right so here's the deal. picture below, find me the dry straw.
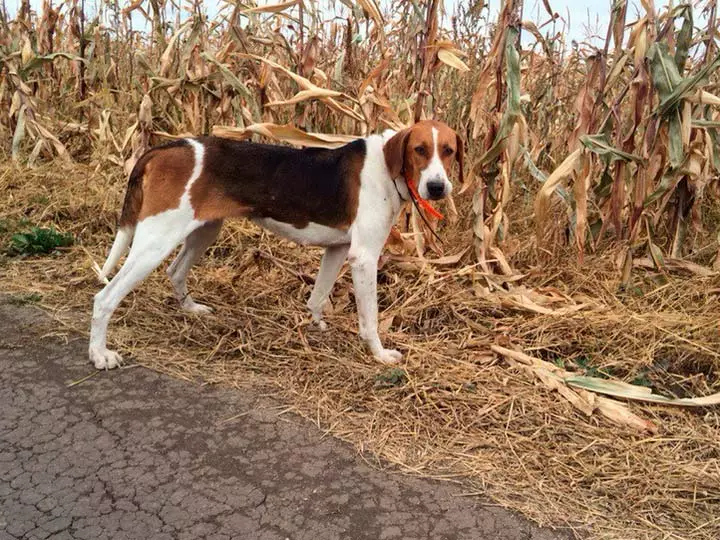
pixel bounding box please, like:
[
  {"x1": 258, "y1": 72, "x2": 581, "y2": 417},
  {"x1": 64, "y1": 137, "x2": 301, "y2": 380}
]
[{"x1": 2, "y1": 0, "x2": 720, "y2": 538}]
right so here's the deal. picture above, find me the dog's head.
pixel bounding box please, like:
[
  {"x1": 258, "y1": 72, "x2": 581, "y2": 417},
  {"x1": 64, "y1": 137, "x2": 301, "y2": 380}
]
[{"x1": 383, "y1": 120, "x2": 464, "y2": 201}]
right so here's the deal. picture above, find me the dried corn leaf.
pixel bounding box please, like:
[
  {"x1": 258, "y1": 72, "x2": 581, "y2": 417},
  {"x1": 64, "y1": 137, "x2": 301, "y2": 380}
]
[
  {"x1": 27, "y1": 118, "x2": 71, "y2": 161},
  {"x1": 389, "y1": 248, "x2": 469, "y2": 266},
  {"x1": 491, "y1": 345, "x2": 656, "y2": 432},
  {"x1": 687, "y1": 90, "x2": 720, "y2": 106},
  {"x1": 240, "y1": 53, "x2": 363, "y2": 121},
  {"x1": 266, "y1": 87, "x2": 343, "y2": 107},
  {"x1": 534, "y1": 149, "x2": 583, "y2": 242},
  {"x1": 11, "y1": 105, "x2": 27, "y2": 162},
  {"x1": 354, "y1": 0, "x2": 384, "y2": 27},
  {"x1": 437, "y1": 48, "x2": 469, "y2": 72},
  {"x1": 212, "y1": 123, "x2": 358, "y2": 148},
  {"x1": 159, "y1": 21, "x2": 191, "y2": 77},
  {"x1": 243, "y1": 0, "x2": 299, "y2": 14}
]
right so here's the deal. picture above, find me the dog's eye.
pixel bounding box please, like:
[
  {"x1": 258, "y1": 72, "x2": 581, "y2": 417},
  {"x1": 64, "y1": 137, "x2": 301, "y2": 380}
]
[
  {"x1": 443, "y1": 146, "x2": 454, "y2": 157},
  {"x1": 414, "y1": 145, "x2": 427, "y2": 157}
]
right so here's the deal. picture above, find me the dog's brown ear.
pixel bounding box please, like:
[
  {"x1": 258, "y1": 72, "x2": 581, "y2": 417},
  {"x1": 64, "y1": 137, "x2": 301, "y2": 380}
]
[
  {"x1": 383, "y1": 128, "x2": 411, "y2": 180},
  {"x1": 455, "y1": 132, "x2": 465, "y2": 184}
]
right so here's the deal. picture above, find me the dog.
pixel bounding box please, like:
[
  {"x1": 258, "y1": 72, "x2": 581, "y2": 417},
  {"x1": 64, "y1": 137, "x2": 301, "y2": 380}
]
[{"x1": 89, "y1": 120, "x2": 464, "y2": 369}]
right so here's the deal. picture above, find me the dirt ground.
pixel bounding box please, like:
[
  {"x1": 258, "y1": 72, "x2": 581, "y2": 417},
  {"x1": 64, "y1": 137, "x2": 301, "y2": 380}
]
[{"x1": 0, "y1": 297, "x2": 572, "y2": 540}]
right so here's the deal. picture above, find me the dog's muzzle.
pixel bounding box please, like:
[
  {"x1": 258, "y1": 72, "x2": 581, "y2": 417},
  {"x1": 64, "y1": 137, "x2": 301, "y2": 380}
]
[{"x1": 425, "y1": 179, "x2": 447, "y2": 200}]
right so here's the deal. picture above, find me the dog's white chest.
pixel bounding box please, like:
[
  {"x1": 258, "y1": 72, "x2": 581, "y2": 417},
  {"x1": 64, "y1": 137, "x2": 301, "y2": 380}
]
[{"x1": 253, "y1": 218, "x2": 351, "y2": 247}]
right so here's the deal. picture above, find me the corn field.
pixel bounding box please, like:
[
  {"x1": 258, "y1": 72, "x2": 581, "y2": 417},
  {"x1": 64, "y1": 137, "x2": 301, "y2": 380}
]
[
  {"x1": 2, "y1": 0, "x2": 719, "y2": 272},
  {"x1": 3, "y1": 1, "x2": 720, "y2": 538}
]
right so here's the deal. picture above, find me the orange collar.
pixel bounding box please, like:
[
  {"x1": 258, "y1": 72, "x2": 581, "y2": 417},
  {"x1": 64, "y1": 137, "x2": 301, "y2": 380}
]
[{"x1": 403, "y1": 171, "x2": 444, "y2": 220}]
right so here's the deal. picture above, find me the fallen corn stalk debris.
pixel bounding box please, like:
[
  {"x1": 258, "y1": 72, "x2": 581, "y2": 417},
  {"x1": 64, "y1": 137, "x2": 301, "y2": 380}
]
[
  {"x1": 566, "y1": 376, "x2": 720, "y2": 407},
  {"x1": 491, "y1": 345, "x2": 658, "y2": 433}
]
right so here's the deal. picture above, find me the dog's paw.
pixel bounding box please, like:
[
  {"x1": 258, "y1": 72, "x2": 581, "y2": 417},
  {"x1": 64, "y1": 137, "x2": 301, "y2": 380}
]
[
  {"x1": 310, "y1": 319, "x2": 328, "y2": 332},
  {"x1": 374, "y1": 348, "x2": 403, "y2": 365},
  {"x1": 89, "y1": 347, "x2": 123, "y2": 370},
  {"x1": 183, "y1": 300, "x2": 213, "y2": 315}
]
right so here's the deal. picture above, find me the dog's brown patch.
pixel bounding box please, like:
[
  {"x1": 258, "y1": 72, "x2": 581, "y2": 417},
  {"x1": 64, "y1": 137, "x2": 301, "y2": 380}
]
[
  {"x1": 136, "y1": 144, "x2": 194, "y2": 222},
  {"x1": 338, "y1": 149, "x2": 363, "y2": 229},
  {"x1": 190, "y1": 176, "x2": 251, "y2": 222}
]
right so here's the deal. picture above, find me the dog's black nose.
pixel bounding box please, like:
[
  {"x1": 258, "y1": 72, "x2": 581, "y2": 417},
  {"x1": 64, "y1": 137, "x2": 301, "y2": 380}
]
[{"x1": 426, "y1": 181, "x2": 446, "y2": 200}]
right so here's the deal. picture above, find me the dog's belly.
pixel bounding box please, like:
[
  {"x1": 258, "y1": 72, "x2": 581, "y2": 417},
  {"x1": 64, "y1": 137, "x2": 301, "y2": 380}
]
[{"x1": 252, "y1": 218, "x2": 351, "y2": 247}]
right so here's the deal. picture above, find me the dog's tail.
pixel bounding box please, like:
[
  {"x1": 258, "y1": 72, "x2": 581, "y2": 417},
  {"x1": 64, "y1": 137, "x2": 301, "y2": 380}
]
[{"x1": 97, "y1": 154, "x2": 149, "y2": 283}]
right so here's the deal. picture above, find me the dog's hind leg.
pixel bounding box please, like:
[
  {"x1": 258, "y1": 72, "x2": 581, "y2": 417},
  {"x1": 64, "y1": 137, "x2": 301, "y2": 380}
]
[
  {"x1": 89, "y1": 216, "x2": 202, "y2": 370},
  {"x1": 307, "y1": 244, "x2": 349, "y2": 330},
  {"x1": 167, "y1": 219, "x2": 223, "y2": 314}
]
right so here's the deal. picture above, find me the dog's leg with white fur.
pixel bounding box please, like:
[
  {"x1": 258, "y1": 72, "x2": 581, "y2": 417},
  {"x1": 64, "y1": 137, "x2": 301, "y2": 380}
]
[
  {"x1": 349, "y1": 248, "x2": 401, "y2": 364},
  {"x1": 306, "y1": 244, "x2": 349, "y2": 330},
  {"x1": 89, "y1": 217, "x2": 199, "y2": 369},
  {"x1": 348, "y1": 214, "x2": 401, "y2": 364},
  {"x1": 166, "y1": 220, "x2": 223, "y2": 314}
]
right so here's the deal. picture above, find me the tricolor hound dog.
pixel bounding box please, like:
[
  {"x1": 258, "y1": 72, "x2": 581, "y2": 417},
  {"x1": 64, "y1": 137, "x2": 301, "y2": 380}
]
[{"x1": 89, "y1": 120, "x2": 464, "y2": 369}]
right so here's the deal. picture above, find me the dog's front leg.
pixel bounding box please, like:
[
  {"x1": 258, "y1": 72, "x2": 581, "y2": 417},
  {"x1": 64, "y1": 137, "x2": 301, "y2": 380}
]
[
  {"x1": 307, "y1": 244, "x2": 350, "y2": 330},
  {"x1": 349, "y1": 249, "x2": 402, "y2": 364}
]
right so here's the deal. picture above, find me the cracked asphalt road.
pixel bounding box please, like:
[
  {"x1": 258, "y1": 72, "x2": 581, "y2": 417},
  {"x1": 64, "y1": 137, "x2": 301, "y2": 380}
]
[{"x1": 0, "y1": 298, "x2": 570, "y2": 540}]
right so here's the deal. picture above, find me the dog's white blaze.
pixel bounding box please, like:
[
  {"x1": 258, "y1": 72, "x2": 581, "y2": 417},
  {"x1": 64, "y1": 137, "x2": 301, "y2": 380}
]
[
  {"x1": 253, "y1": 218, "x2": 350, "y2": 247},
  {"x1": 182, "y1": 139, "x2": 205, "y2": 211},
  {"x1": 418, "y1": 127, "x2": 453, "y2": 200}
]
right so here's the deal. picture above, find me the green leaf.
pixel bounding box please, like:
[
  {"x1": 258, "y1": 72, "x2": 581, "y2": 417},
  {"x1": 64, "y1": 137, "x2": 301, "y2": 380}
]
[
  {"x1": 645, "y1": 170, "x2": 679, "y2": 206},
  {"x1": 673, "y1": 4, "x2": 693, "y2": 73},
  {"x1": 580, "y1": 134, "x2": 644, "y2": 163},
  {"x1": 523, "y1": 148, "x2": 571, "y2": 203},
  {"x1": 593, "y1": 162, "x2": 614, "y2": 199},
  {"x1": 648, "y1": 238, "x2": 666, "y2": 270},
  {"x1": 8, "y1": 226, "x2": 73, "y2": 256},
  {"x1": 691, "y1": 119, "x2": 720, "y2": 128},
  {"x1": 648, "y1": 42, "x2": 720, "y2": 117},
  {"x1": 333, "y1": 50, "x2": 345, "y2": 83},
  {"x1": 667, "y1": 110, "x2": 684, "y2": 168},
  {"x1": 21, "y1": 52, "x2": 84, "y2": 74},
  {"x1": 374, "y1": 367, "x2": 408, "y2": 388},
  {"x1": 200, "y1": 51, "x2": 253, "y2": 100},
  {"x1": 478, "y1": 26, "x2": 521, "y2": 168}
]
